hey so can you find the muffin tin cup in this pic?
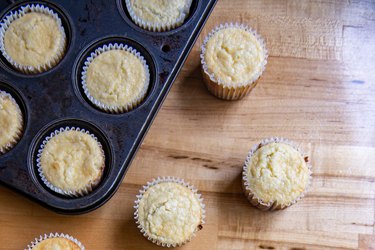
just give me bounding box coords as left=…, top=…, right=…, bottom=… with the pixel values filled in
left=200, top=22, right=268, bottom=100
left=81, top=43, right=150, bottom=114
left=36, top=126, right=105, bottom=198
left=25, top=232, right=85, bottom=250
left=0, top=4, right=67, bottom=74
left=242, top=137, right=312, bottom=211
left=134, top=176, right=206, bottom=248
left=125, top=0, right=193, bottom=32
left=0, top=90, right=24, bottom=155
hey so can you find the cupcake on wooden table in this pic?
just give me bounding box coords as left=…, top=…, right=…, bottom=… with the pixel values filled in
left=201, top=23, right=268, bottom=100
left=81, top=43, right=150, bottom=113
left=0, top=90, right=23, bottom=154
left=242, top=137, right=312, bottom=210
left=0, top=4, right=67, bottom=74
left=37, top=127, right=105, bottom=197
left=26, top=233, right=84, bottom=250
left=126, top=0, right=193, bottom=32
left=135, top=177, right=205, bottom=247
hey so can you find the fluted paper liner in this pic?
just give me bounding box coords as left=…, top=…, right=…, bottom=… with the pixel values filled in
left=25, top=232, right=85, bottom=250
left=200, top=23, right=268, bottom=100
left=242, top=137, right=312, bottom=211
left=134, top=176, right=206, bottom=247
left=36, top=126, right=105, bottom=197
left=125, top=0, right=192, bottom=32
left=0, top=90, right=23, bottom=155
left=81, top=43, right=150, bottom=113
left=0, top=4, right=67, bottom=74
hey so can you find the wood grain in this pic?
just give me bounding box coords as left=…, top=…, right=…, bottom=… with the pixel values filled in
left=1, top=0, right=375, bottom=249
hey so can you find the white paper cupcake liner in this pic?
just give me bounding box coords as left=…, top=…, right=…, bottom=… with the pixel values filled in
left=200, top=23, right=268, bottom=100
left=25, top=232, right=85, bottom=250
left=134, top=176, right=206, bottom=247
left=81, top=43, right=150, bottom=114
left=125, top=0, right=192, bottom=32
left=242, top=137, right=312, bottom=211
left=0, top=4, right=67, bottom=74
left=36, top=126, right=105, bottom=197
left=0, top=90, right=23, bottom=155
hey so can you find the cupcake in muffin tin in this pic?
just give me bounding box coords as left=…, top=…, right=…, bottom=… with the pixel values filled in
left=0, top=90, right=23, bottom=155
left=81, top=43, right=150, bottom=114
left=0, top=4, right=67, bottom=74
left=36, top=127, right=105, bottom=197
left=125, top=0, right=193, bottom=32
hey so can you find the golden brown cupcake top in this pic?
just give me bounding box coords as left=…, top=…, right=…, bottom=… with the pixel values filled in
left=40, top=130, right=104, bottom=192
left=86, top=49, right=147, bottom=109
left=137, top=182, right=203, bottom=245
left=204, top=26, right=266, bottom=87
left=245, top=142, right=310, bottom=205
left=129, top=0, right=191, bottom=24
left=4, top=12, right=65, bottom=68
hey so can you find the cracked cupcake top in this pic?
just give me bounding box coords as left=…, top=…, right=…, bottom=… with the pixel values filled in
left=245, top=142, right=310, bottom=206
left=3, top=12, right=65, bottom=68
left=137, top=182, right=203, bottom=245
left=39, top=130, right=104, bottom=192
left=204, top=26, right=266, bottom=87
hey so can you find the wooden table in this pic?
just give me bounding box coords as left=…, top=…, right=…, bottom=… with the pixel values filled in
left=1, top=0, right=374, bottom=249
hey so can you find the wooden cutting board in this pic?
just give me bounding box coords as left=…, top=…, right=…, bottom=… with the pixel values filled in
left=1, top=0, right=374, bottom=249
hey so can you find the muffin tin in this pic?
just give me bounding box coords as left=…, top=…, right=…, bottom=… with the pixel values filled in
left=0, top=0, right=217, bottom=214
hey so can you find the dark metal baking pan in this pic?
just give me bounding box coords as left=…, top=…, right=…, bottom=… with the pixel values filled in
left=0, top=0, right=217, bottom=214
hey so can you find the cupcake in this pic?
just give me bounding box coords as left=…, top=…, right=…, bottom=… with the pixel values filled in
left=134, top=177, right=205, bottom=247
left=125, top=0, right=192, bottom=32
left=81, top=43, right=150, bottom=113
left=242, top=138, right=312, bottom=210
left=37, top=127, right=105, bottom=197
left=201, top=23, right=268, bottom=100
left=26, top=233, right=84, bottom=250
left=0, top=90, right=23, bottom=155
left=0, top=4, right=67, bottom=74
